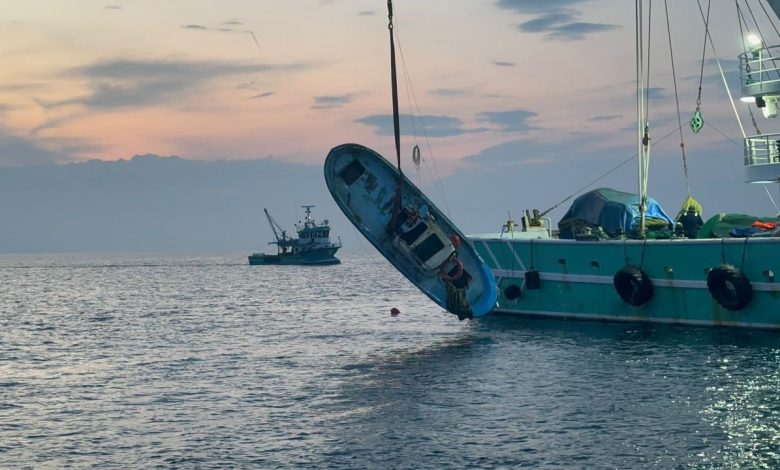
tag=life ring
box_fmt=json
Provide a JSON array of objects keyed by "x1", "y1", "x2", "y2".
[
  {"x1": 613, "y1": 265, "x2": 653, "y2": 306},
  {"x1": 707, "y1": 264, "x2": 753, "y2": 311},
  {"x1": 439, "y1": 255, "x2": 464, "y2": 283}
]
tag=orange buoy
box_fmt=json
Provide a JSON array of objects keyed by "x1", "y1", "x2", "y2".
[{"x1": 390, "y1": 307, "x2": 400, "y2": 316}]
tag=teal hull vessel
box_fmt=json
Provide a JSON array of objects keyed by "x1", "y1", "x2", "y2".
[
  {"x1": 249, "y1": 206, "x2": 341, "y2": 266},
  {"x1": 248, "y1": 247, "x2": 341, "y2": 265},
  {"x1": 471, "y1": 234, "x2": 780, "y2": 329}
]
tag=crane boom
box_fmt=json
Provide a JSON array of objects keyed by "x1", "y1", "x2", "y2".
[{"x1": 263, "y1": 208, "x2": 286, "y2": 244}]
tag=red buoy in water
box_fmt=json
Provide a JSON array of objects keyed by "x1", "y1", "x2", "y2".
[{"x1": 390, "y1": 307, "x2": 400, "y2": 316}]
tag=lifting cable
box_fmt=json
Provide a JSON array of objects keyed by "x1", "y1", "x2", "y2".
[
  {"x1": 392, "y1": 14, "x2": 452, "y2": 217},
  {"x1": 691, "y1": 0, "x2": 711, "y2": 134},
  {"x1": 664, "y1": 0, "x2": 692, "y2": 197}
]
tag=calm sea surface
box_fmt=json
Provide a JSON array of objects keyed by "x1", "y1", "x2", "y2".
[{"x1": 1, "y1": 251, "x2": 780, "y2": 469}]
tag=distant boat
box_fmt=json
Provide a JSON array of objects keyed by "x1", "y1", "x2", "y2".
[{"x1": 248, "y1": 205, "x2": 341, "y2": 265}]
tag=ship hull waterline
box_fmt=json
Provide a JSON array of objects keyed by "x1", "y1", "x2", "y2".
[{"x1": 248, "y1": 247, "x2": 341, "y2": 266}]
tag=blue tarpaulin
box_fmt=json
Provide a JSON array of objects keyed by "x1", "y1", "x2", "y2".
[{"x1": 558, "y1": 188, "x2": 675, "y2": 239}]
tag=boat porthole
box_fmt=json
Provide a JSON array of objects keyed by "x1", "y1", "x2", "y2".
[
  {"x1": 504, "y1": 284, "x2": 522, "y2": 301},
  {"x1": 707, "y1": 264, "x2": 753, "y2": 311}
]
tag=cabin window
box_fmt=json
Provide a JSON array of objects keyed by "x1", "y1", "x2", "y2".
[
  {"x1": 339, "y1": 159, "x2": 366, "y2": 185},
  {"x1": 412, "y1": 234, "x2": 446, "y2": 263},
  {"x1": 400, "y1": 222, "x2": 428, "y2": 245}
]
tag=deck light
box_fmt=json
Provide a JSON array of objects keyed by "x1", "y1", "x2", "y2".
[{"x1": 747, "y1": 33, "x2": 762, "y2": 48}]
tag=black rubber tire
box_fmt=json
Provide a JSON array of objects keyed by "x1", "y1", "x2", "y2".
[
  {"x1": 613, "y1": 265, "x2": 654, "y2": 307},
  {"x1": 504, "y1": 284, "x2": 522, "y2": 301},
  {"x1": 707, "y1": 264, "x2": 753, "y2": 311}
]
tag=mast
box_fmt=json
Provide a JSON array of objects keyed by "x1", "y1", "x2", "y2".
[
  {"x1": 387, "y1": 0, "x2": 404, "y2": 231},
  {"x1": 636, "y1": 0, "x2": 647, "y2": 236},
  {"x1": 301, "y1": 205, "x2": 315, "y2": 228}
]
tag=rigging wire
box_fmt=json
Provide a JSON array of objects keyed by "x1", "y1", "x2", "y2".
[
  {"x1": 744, "y1": 0, "x2": 767, "y2": 45},
  {"x1": 540, "y1": 124, "x2": 689, "y2": 217},
  {"x1": 391, "y1": 14, "x2": 452, "y2": 218},
  {"x1": 391, "y1": 14, "x2": 422, "y2": 188},
  {"x1": 701, "y1": 119, "x2": 745, "y2": 148},
  {"x1": 697, "y1": 0, "x2": 747, "y2": 138},
  {"x1": 744, "y1": 0, "x2": 780, "y2": 81},
  {"x1": 664, "y1": 0, "x2": 692, "y2": 198},
  {"x1": 735, "y1": 1, "x2": 763, "y2": 134},
  {"x1": 758, "y1": 0, "x2": 780, "y2": 40}
]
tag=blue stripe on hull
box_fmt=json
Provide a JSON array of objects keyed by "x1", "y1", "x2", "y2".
[{"x1": 472, "y1": 237, "x2": 780, "y2": 329}]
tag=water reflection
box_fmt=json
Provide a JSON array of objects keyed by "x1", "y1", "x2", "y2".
[{"x1": 324, "y1": 315, "x2": 780, "y2": 468}]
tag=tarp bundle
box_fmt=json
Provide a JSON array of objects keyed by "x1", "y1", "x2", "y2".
[
  {"x1": 698, "y1": 213, "x2": 780, "y2": 238},
  {"x1": 558, "y1": 187, "x2": 674, "y2": 239}
]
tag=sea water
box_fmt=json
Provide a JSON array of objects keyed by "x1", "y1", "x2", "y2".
[{"x1": 1, "y1": 252, "x2": 780, "y2": 469}]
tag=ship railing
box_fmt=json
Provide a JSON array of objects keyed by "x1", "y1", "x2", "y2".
[
  {"x1": 739, "y1": 45, "x2": 780, "y2": 95},
  {"x1": 744, "y1": 133, "x2": 780, "y2": 166}
]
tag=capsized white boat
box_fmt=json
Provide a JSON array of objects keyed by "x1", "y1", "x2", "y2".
[{"x1": 324, "y1": 143, "x2": 497, "y2": 320}]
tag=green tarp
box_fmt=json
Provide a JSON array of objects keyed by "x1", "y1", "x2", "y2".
[{"x1": 698, "y1": 213, "x2": 780, "y2": 238}]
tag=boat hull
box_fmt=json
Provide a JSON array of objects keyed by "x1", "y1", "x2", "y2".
[
  {"x1": 248, "y1": 247, "x2": 341, "y2": 265},
  {"x1": 324, "y1": 143, "x2": 497, "y2": 318},
  {"x1": 471, "y1": 236, "x2": 780, "y2": 329}
]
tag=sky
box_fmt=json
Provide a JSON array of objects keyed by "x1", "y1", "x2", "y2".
[{"x1": 2, "y1": 0, "x2": 780, "y2": 252}]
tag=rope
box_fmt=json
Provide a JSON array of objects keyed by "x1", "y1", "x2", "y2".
[
  {"x1": 740, "y1": 237, "x2": 749, "y2": 270},
  {"x1": 701, "y1": 119, "x2": 744, "y2": 148},
  {"x1": 644, "y1": 0, "x2": 653, "y2": 125},
  {"x1": 759, "y1": 0, "x2": 780, "y2": 41},
  {"x1": 391, "y1": 14, "x2": 451, "y2": 218},
  {"x1": 736, "y1": 1, "x2": 748, "y2": 56},
  {"x1": 539, "y1": 124, "x2": 686, "y2": 217},
  {"x1": 736, "y1": 2, "x2": 762, "y2": 136},
  {"x1": 664, "y1": 0, "x2": 691, "y2": 198},
  {"x1": 636, "y1": 0, "x2": 647, "y2": 235},
  {"x1": 748, "y1": 105, "x2": 762, "y2": 135}
]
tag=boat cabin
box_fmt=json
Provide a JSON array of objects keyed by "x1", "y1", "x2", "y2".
[{"x1": 394, "y1": 216, "x2": 454, "y2": 272}]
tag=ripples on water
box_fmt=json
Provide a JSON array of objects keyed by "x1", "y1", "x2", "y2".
[{"x1": 1, "y1": 252, "x2": 780, "y2": 468}]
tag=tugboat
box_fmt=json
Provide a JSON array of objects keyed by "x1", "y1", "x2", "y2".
[{"x1": 248, "y1": 205, "x2": 341, "y2": 265}]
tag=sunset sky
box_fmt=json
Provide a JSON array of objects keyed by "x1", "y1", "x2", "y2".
[{"x1": 2, "y1": 1, "x2": 780, "y2": 223}]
